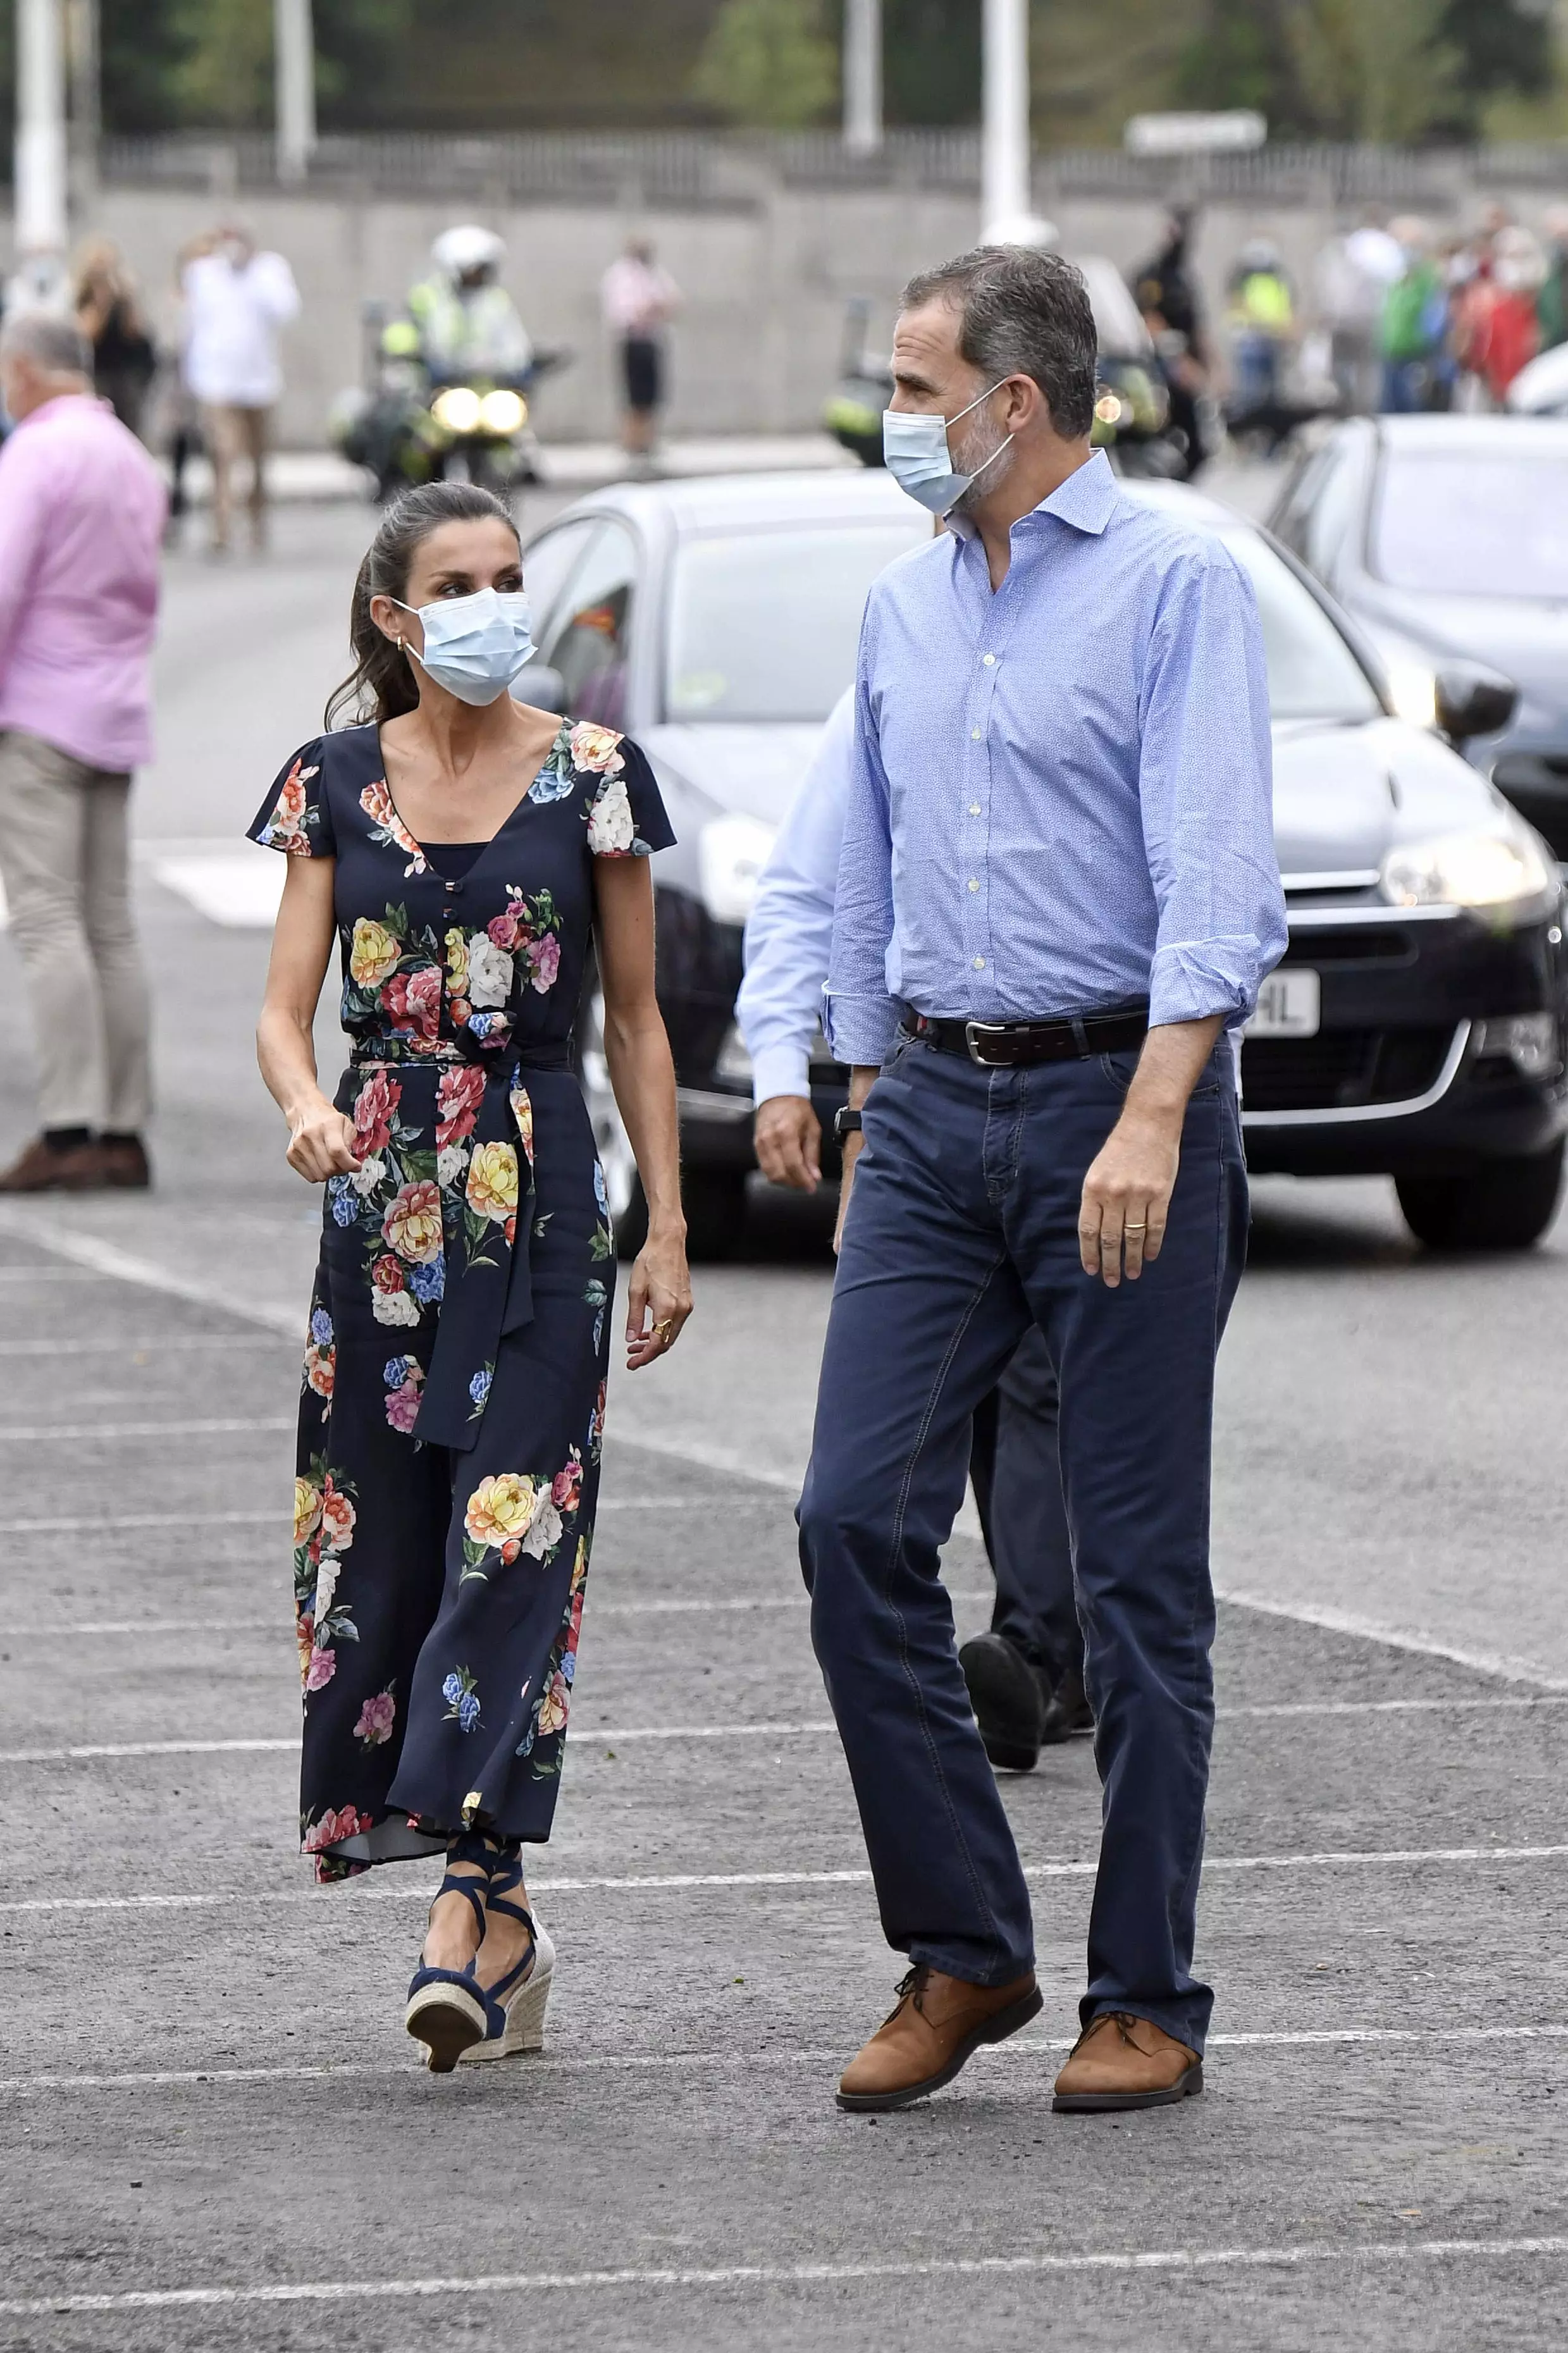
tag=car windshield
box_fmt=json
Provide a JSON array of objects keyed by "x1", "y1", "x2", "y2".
[
  {"x1": 1371, "y1": 452, "x2": 1568, "y2": 598},
  {"x1": 1218, "y1": 528, "x2": 1383, "y2": 723},
  {"x1": 665, "y1": 520, "x2": 928, "y2": 722}
]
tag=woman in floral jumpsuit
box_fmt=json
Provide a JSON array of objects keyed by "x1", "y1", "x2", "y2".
[{"x1": 252, "y1": 481, "x2": 689, "y2": 2070}]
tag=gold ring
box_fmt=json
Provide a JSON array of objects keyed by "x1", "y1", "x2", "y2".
[
  {"x1": 1124, "y1": 1222, "x2": 1147, "y2": 1233},
  {"x1": 654, "y1": 1317, "x2": 675, "y2": 1342}
]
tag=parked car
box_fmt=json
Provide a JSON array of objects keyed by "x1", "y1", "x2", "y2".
[
  {"x1": 1269, "y1": 414, "x2": 1568, "y2": 858},
  {"x1": 519, "y1": 469, "x2": 1567, "y2": 1257}
]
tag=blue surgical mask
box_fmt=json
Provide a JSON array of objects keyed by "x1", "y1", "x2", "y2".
[
  {"x1": 881, "y1": 382, "x2": 1011, "y2": 516},
  {"x1": 395, "y1": 586, "x2": 536, "y2": 706}
]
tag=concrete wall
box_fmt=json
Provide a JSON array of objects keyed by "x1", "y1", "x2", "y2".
[{"x1": 8, "y1": 169, "x2": 1566, "y2": 447}]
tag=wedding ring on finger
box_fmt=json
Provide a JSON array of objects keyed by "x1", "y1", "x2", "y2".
[{"x1": 653, "y1": 1316, "x2": 676, "y2": 1343}]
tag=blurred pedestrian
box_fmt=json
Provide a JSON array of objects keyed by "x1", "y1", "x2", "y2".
[
  {"x1": 1378, "y1": 218, "x2": 1447, "y2": 414},
  {"x1": 1314, "y1": 211, "x2": 1402, "y2": 412},
  {"x1": 0, "y1": 312, "x2": 164, "y2": 1193},
  {"x1": 737, "y1": 690, "x2": 1090, "y2": 1775},
  {"x1": 71, "y1": 239, "x2": 156, "y2": 438},
  {"x1": 1225, "y1": 238, "x2": 1293, "y2": 412},
  {"x1": 798, "y1": 244, "x2": 1282, "y2": 2117},
  {"x1": 163, "y1": 231, "x2": 217, "y2": 536},
  {"x1": 1453, "y1": 221, "x2": 1544, "y2": 409},
  {"x1": 182, "y1": 224, "x2": 299, "y2": 553},
  {"x1": 601, "y1": 237, "x2": 680, "y2": 474},
  {"x1": 249, "y1": 479, "x2": 689, "y2": 2066},
  {"x1": 1538, "y1": 207, "x2": 1568, "y2": 354},
  {"x1": 1130, "y1": 208, "x2": 1214, "y2": 478}
]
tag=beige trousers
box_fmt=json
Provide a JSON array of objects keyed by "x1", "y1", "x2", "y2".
[
  {"x1": 201, "y1": 400, "x2": 271, "y2": 548},
  {"x1": 0, "y1": 731, "x2": 152, "y2": 1132}
]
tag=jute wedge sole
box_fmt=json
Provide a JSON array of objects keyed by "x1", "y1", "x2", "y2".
[
  {"x1": 457, "y1": 1940, "x2": 555, "y2": 2065},
  {"x1": 404, "y1": 1978, "x2": 487, "y2": 2073},
  {"x1": 836, "y1": 1980, "x2": 1044, "y2": 2113},
  {"x1": 1052, "y1": 2058, "x2": 1204, "y2": 2113}
]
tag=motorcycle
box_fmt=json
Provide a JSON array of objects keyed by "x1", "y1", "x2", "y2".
[{"x1": 331, "y1": 302, "x2": 573, "y2": 500}]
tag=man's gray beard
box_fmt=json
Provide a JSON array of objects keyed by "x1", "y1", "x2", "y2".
[{"x1": 947, "y1": 413, "x2": 1015, "y2": 521}]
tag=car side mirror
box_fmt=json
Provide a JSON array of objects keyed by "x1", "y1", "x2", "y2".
[
  {"x1": 512, "y1": 661, "x2": 566, "y2": 715},
  {"x1": 1434, "y1": 660, "x2": 1517, "y2": 747}
]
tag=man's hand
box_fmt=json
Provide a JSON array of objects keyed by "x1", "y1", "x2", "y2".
[
  {"x1": 1078, "y1": 1016, "x2": 1225, "y2": 1286},
  {"x1": 754, "y1": 1094, "x2": 822, "y2": 1192}
]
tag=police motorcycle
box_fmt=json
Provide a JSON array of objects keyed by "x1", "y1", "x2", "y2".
[
  {"x1": 824, "y1": 249, "x2": 1179, "y2": 478},
  {"x1": 332, "y1": 225, "x2": 571, "y2": 499}
]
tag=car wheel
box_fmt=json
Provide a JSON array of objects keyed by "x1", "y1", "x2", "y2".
[
  {"x1": 579, "y1": 988, "x2": 646, "y2": 1259},
  {"x1": 1395, "y1": 1139, "x2": 1565, "y2": 1252}
]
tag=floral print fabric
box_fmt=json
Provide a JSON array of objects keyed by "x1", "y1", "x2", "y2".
[{"x1": 249, "y1": 719, "x2": 671, "y2": 1879}]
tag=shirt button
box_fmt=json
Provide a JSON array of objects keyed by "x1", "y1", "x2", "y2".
[
  {"x1": 970, "y1": 727, "x2": 982, "y2": 740},
  {"x1": 968, "y1": 802, "x2": 981, "y2": 816},
  {"x1": 982, "y1": 653, "x2": 996, "y2": 667},
  {"x1": 967, "y1": 878, "x2": 979, "y2": 892},
  {"x1": 973, "y1": 956, "x2": 985, "y2": 970}
]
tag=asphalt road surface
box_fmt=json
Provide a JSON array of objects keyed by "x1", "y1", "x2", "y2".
[{"x1": 1, "y1": 490, "x2": 1566, "y2": 2350}]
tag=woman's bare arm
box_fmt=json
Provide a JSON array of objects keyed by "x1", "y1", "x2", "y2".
[
  {"x1": 593, "y1": 856, "x2": 691, "y2": 1369},
  {"x1": 256, "y1": 856, "x2": 361, "y2": 1184}
]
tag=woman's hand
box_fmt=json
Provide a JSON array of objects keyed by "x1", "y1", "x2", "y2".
[
  {"x1": 624, "y1": 1221, "x2": 693, "y2": 1370},
  {"x1": 287, "y1": 1096, "x2": 362, "y2": 1185}
]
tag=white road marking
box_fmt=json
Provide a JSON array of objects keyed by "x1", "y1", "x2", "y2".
[
  {"x1": 4, "y1": 1843, "x2": 1567, "y2": 1918},
  {"x1": 0, "y1": 1334, "x2": 294, "y2": 1358},
  {"x1": 5, "y1": 2021, "x2": 1567, "y2": 2097},
  {"x1": 0, "y1": 1417, "x2": 294, "y2": 1443},
  {"x1": 150, "y1": 849, "x2": 285, "y2": 929},
  {"x1": 0, "y1": 1499, "x2": 688, "y2": 1545},
  {"x1": 0, "y1": 1213, "x2": 301, "y2": 1338},
  {"x1": 6, "y1": 2237, "x2": 1568, "y2": 2316},
  {"x1": 1214, "y1": 1580, "x2": 1568, "y2": 1696},
  {"x1": 0, "y1": 1510, "x2": 284, "y2": 1537}
]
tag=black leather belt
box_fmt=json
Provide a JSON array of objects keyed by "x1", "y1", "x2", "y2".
[{"x1": 903, "y1": 1005, "x2": 1149, "y2": 1068}]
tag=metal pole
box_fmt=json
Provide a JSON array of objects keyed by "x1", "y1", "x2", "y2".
[
  {"x1": 843, "y1": 0, "x2": 882, "y2": 157},
  {"x1": 14, "y1": 0, "x2": 70, "y2": 303},
  {"x1": 275, "y1": 0, "x2": 317, "y2": 185},
  {"x1": 981, "y1": 0, "x2": 1031, "y2": 237},
  {"x1": 66, "y1": 0, "x2": 101, "y2": 233}
]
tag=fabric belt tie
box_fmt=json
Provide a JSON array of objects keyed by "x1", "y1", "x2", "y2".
[
  {"x1": 901, "y1": 1004, "x2": 1150, "y2": 1068},
  {"x1": 349, "y1": 1038, "x2": 573, "y2": 1454}
]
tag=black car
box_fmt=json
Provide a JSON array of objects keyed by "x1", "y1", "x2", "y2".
[
  {"x1": 519, "y1": 471, "x2": 1568, "y2": 1257},
  {"x1": 1269, "y1": 413, "x2": 1568, "y2": 857}
]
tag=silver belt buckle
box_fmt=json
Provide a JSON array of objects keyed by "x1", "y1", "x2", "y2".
[{"x1": 964, "y1": 1020, "x2": 1011, "y2": 1066}]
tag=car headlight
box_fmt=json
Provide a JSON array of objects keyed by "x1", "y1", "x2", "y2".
[
  {"x1": 698, "y1": 814, "x2": 776, "y2": 926},
  {"x1": 1380, "y1": 828, "x2": 1555, "y2": 910},
  {"x1": 479, "y1": 388, "x2": 526, "y2": 434},
  {"x1": 431, "y1": 385, "x2": 482, "y2": 433}
]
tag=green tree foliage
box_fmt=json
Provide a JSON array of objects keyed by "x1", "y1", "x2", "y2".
[
  {"x1": 1288, "y1": 0, "x2": 1460, "y2": 143},
  {"x1": 1032, "y1": 0, "x2": 1209, "y2": 147},
  {"x1": 691, "y1": 0, "x2": 839, "y2": 127}
]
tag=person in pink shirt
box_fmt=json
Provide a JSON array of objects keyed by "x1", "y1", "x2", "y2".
[{"x1": 0, "y1": 310, "x2": 166, "y2": 1191}]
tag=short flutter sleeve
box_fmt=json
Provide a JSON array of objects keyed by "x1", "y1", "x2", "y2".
[
  {"x1": 579, "y1": 729, "x2": 675, "y2": 860},
  {"x1": 247, "y1": 738, "x2": 336, "y2": 858}
]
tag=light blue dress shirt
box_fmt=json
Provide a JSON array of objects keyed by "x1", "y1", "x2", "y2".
[
  {"x1": 825, "y1": 450, "x2": 1288, "y2": 1068},
  {"x1": 737, "y1": 688, "x2": 855, "y2": 1104}
]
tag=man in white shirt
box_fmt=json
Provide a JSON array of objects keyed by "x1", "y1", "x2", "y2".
[
  {"x1": 182, "y1": 226, "x2": 300, "y2": 552},
  {"x1": 738, "y1": 693, "x2": 1090, "y2": 1774}
]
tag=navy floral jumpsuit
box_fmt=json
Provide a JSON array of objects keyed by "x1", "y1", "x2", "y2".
[{"x1": 248, "y1": 718, "x2": 673, "y2": 1882}]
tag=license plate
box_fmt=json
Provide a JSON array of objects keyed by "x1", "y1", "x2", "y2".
[{"x1": 1247, "y1": 970, "x2": 1320, "y2": 1039}]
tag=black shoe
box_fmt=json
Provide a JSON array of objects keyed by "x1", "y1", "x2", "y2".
[
  {"x1": 958, "y1": 1632, "x2": 1044, "y2": 1773},
  {"x1": 1039, "y1": 1666, "x2": 1095, "y2": 1745}
]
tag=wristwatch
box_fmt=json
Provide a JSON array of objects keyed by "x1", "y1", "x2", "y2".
[{"x1": 833, "y1": 1106, "x2": 863, "y2": 1143}]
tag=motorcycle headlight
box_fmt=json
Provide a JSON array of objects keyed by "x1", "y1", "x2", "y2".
[
  {"x1": 698, "y1": 814, "x2": 776, "y2": 927},
  {"x1": 431, "y1": 385, "x2": 481, "y2": 433},
  {"x1": 1380, "y1": 828, "x2": 1555, "y2": 910},
  {"x1": 479, "y1": 388, "x2": 526, "y2": 434}
]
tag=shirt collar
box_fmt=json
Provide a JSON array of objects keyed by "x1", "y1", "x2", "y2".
[
  {"x1": 9, "y1": 392, "x2": 103, "y2": 435},
  {"x1": 946, "y1": 447, "x2": 1120, "y2": 543}
]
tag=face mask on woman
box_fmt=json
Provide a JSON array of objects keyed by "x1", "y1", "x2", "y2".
[
  {"x1": 394, "y1": 586, "x2": 536, "y2": 706},
  {"x1": 881, "y1": 382, "x2": 1012, "y2": 517}
]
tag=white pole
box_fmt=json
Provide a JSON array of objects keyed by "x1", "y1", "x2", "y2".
[
  {"x1": 15, "y1": 0, "x2": 70, "y2": 302},
  {"x1": 981, "y1": 0, "x2": 1031, "y2": 238},
  {"x1": 843, "y1": 0, "x2": 883, "y2": 156},
  {"x1": 275, "y1": 0, "x2": 316, "y2": 185}
]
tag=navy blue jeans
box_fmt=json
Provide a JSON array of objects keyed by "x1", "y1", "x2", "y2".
[
  {"x1": 969, "y1": 1325, "x2": 1080, "y2": 1687},
  {"x1": 798, "y1": 1034, "x2": 1248, "y2": 2053}
]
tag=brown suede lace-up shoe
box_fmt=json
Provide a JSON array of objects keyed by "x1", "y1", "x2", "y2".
[
  {"x1": 1051, "y1": 2010, "x2": 1202, "y2": 2113},
  {"x1": 836, "y1": 1965, "x2": 1042, "y2": 2113},
  {"x1": 0, "y1": 1135, "x2": 106, "y2": 1193}
]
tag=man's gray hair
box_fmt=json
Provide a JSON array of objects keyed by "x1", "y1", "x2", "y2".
[
  {"x1": 901, "y1": 245, "x2": 1097, "y2": 441},
  {"x1": 0, "y1": 309, "x2": 93, "y2": 378}
]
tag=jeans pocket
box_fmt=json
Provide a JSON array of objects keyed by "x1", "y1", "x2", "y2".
[{"x1": 1098, "y1": 1044, "x2": 1224, "y2": 1100}]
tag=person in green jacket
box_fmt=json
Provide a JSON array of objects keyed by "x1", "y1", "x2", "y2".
[{"x1": 1380, "y1": 218, "x2": 1445, "y2": 413}]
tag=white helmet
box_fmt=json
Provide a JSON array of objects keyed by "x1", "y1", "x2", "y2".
[{"x1": 432, "y1": 225, "x2": 505, "y2": 286}]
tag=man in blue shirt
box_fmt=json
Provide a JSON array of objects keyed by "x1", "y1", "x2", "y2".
[
  {"x1": 739, "y1": 691, "x2": 1090, "y2": 1769},
  {"x1": 798, "y1": 245, "x2": 1285, "y2": 2117}
]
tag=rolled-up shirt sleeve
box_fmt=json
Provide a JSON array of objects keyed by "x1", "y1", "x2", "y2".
[
  {"x1": 823, "y1": 624, "x2": 901, "y2": 1067},
  {"x1": 1138, "y1": 545, "x2": 1287, "y2": 1029}
]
